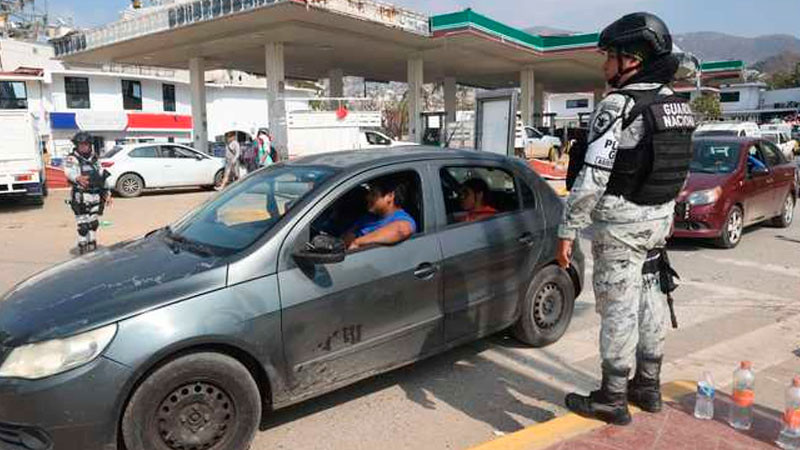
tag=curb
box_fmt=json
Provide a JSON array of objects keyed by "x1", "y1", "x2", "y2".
[{"x1": 471, "y1": 380, "x2": 696, "y2": 450}]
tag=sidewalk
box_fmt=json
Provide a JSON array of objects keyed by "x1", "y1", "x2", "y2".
[{"x1": 473, "y1": 381, "x2": 786, "y2": 450}]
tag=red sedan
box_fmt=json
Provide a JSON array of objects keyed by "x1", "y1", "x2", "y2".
[{"x1": 672, "y1": 136, "x2": 797, "y2": 248}]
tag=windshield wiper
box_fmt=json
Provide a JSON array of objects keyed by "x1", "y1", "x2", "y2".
[{"x1": 164, "y1": 226, "x2": 215, "y2": 257}]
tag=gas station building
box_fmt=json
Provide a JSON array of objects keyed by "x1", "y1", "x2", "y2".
[{"x1": 53, "y1": 0, "x2": 690, "y2": 156}]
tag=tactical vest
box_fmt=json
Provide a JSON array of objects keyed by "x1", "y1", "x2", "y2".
[
  {"x1": 604, "y1": 89, "x2": 695, "y2": 205},
  {"x1": 70, "y1": 151, "x2": 107, "y2": 195}
]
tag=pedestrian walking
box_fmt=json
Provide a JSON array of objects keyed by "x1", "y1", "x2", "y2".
[
  {"x1": 220, "y1": 131, "x2": 242, "y2": 188},
  {"x1": 63, "y1": 132, "x2": 113, "y2": 255},
  {"x1": 256, "y1": 128, "x2": 274, "y2": 168},
  {"x1": 556, "y1": 12, "x2": 696, "y2": 425}
]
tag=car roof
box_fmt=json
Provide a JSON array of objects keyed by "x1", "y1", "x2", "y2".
[
  {"x1": 692, "y1": 136, "x2": 757, "y2": 145},
  {"x1": 288, "y1": 146, "x2": 513, "y2": 170}
]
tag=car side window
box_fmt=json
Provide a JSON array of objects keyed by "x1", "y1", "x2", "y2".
[
  {"x1": 759, "y1": 142, "x2": 784, "y2": 166},
  {"x1": 366, "y1": 132, "x2": 391, "y2": 146},
  {"x1": 310, "y1": 170, "x2": 424, "y2": 251},
  {"x1": 440, "y1": 166, "x2": 519, "y2": 225},
  {"x1": 525, "y1": 128, "x2": 535, "y2": 139},
  {"x1": 128, "y1": 146, "x2": 159, "y2": 158},
  {"x1": 161, "y1": 145, "x2": 194, "y2": 158}
]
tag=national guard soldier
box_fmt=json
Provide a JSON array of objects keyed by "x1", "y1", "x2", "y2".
[
  {"x1": 556, "y1": 12, "x2": 695, "y2": 425},
  {"x1": 64, "y1": 132, "x2": 112, "y2": 255}
]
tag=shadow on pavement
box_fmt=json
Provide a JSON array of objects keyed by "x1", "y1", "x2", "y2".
[
  {"x1": 776, "y1": 234, "x2": 800, "y2": 245},
  {"x1": 667, "y1": 224, "x2": 767, "y2": 252},
  {"x1": 0, "y1": 197, "x2": 44, "y2": 213},
  {"x1": 260, "y1": 330, "x2": 599, "y2": 435}
]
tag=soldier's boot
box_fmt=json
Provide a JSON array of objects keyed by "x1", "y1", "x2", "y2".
[
  {"x1": 77, "y1": 242, "x2": 88, "y2": 255},
  {"x1": 565, "y1": 367, "x2": 632, "y2": 426},
  {"x1": 86, "y1": 241, "x2": 97, "y2": 253},
  {"x1": 628, "y1": 356, "x2": 663, "y2": 413}
]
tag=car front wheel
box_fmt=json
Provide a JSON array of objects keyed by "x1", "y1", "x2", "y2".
[
  {"x1": 716, "y1": 205, "x2": 743, "y2": 248},
  {"x1": 116, "y1": 173, "x2": 144, "y2": 198},
  {"x1": 771, "y1": 193, "x2": 795, "y2": 228},
  {"x1": 122, "y1": 352, "x2": 261, "y2": 450},
  {"x1": 513, "y1": 265, "x2": 576, "y2": 347}
]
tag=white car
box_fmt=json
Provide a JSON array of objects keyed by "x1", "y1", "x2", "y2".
[
  {"x1": 760, "y1": 130, "x2": 796, "y2": 160},
  {"x1": 515, "y1": 126, "x2": 562, "y2": 161},
  {"x1": 694, "y1": 121, "x2": 761, "y2": 138},
  {"x1": 100, "y1": 143, "x2": 226, "y2": 198},
  {"x1": 360, "y1": 130, "x2": 418, "y2": 149}
]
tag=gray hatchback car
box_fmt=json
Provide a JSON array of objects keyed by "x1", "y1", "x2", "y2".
[{"x1": 0, "y1": 147, "x2": 583, "y2": 450}]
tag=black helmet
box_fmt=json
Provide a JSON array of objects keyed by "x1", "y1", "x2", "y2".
[
  {"x1": 599, "y1": 12, "x2": 672, "y2": 62},
  {"x1": 72, "y1": 131, "x2": 92, "y2": 146}
]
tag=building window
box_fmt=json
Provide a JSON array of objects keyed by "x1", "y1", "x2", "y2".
[
  {"x1": 720, "y1": 92, "x2": 740, "y2": 103},
  {"x1": 122, "y1": 79, "x2": 143, "y2": 110},
  {"x1": 163, "y1": 83, "x2": 176, "y2": 112},
  {"x1": 566, "y1": 99, "x2": 589, "y2": 109},
  {"x1": 64, "y1": 77, "x2": 90, "y2": 109},
  {"x1": 0, "y1": 81, "x2": 28, "y2": 109}
]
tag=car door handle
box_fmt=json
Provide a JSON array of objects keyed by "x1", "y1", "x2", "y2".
[
  {"x1": 518, "y1": 233, "x2": 535, "y2": 246},
  {"x1": 413, "y1": 263, "x2": 438, "y2": 280}
]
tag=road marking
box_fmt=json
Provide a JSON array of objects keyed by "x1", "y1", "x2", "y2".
[
  {"x1": 470, "y1": 381, "x2": 695, "y2": 450},
  {"x1": 698, "y1": 254, "x2": 800, "y2": 279}
]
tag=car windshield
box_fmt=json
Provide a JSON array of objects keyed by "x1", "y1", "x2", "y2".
[
  {"x1": 694, "y1": 129, "x2": 739, "y2": 137},
  {"x1": 690, "y1": 141, "x2": 741, "y2": 174},
  {"x1": 170, "y1": 165, "x2": 336, "y2": 253}
]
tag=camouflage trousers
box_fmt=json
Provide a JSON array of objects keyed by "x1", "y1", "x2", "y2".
[{"x1": 592, "y1": 217, "x2": 672, "y2": 374}]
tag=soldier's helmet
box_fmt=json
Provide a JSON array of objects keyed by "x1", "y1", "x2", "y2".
[
  {"x1": 598, "y1": 12, "x2": 672, "y2": 64},
  {"x1": 71, "y1": 131, "x2": 92, "y2": 147}
]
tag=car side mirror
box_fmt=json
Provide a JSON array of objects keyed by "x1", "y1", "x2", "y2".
[
  {"x1": 292, "y1": 234, "x2": 346, "y2": 265},
  {"x1": 195, "y1": 154, "x2": 204, "y2": 160}
]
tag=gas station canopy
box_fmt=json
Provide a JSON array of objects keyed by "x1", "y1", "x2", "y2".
[{"x1": 54, "y1": 0, "x2": 607, "y2": 92}]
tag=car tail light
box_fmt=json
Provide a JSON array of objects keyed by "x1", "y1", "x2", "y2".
[
  {"x1": 14, "y1": 174, "x2": 32, "y2": 182},
  {"x1": 101, "y1": 161, "x2": 115, "y2": 168}
]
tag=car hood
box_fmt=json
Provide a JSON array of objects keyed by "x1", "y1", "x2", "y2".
[
  {"x1": 678, "y1": 172, "x2": 732, "y2": 201},
  {"x1": 0, "y1": 232, "x2": 228, "y2": 347}
]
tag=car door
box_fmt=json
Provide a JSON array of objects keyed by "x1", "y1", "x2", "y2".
[
  {"x1": 158, "y1": 145, "x2": 201, "y2": 186},
  {"x1": 742, "y1": 144, "x2": 774, "y2": 224},
  {"x1": 759, "y1": 140, "x2": 794, "y2": 214},
  {"x1": 125, "y1": 145, "x2": 166, "y2": 187},
  {"x1": 434, "y1": 161, "x2": 545, "y2": 343},
  {"x1": 277, "y1": 164, "x2": 444, "y2": 395}
]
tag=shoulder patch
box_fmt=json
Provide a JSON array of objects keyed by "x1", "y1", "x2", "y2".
[{"x1": 592, "y1": 110, "x2": 615, "y2": 135}]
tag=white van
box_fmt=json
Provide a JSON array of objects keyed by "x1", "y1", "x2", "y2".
[
  {"x1": 694, "y1": 121, "x2": 761, "y2": 138},
  {"x1": 0, "y1": 111, "x2": 45, "y2": 205}
]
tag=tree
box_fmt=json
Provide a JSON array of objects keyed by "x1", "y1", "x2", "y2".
[
  {"x1": 691, "y1": 94, "x2": 722, "y2": 121},
  {"x1": 766, "y1": 62, "x2": 800, "y2": 89}
]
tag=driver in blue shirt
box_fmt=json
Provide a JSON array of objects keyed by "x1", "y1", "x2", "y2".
[
  {"x1": 747, "y1": 154, "x2": 767, "y2": 171},
  {"x1": 344, "y1": 178, "x2": 417, "y2": 250}
]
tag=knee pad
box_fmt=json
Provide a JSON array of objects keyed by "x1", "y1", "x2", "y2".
[
  {"x1": 89, "y1": 220, "x2": 99, "y2": 231},
  {"x1": 78, "y1": 223, "x2": 90, "y2": 236}
]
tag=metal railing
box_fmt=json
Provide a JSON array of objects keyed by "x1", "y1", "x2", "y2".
[{"x1": 53, "y1": 0, "x2": 430, "y2": 58}]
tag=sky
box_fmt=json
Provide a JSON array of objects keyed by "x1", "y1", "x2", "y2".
[{"x1": 48, "y1": 0, "x2": 800, "y2": 38}]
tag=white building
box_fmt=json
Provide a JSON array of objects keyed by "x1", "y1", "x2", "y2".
[
  {"x1": 0, "y1": 38, "x2": 314, "y2": 159},
  {"x1": 719, "y1": 82, "x2": 800, "y2": 122},
  {"x1": 545, "y1": 92, "x2": 595, "y2": 128}
]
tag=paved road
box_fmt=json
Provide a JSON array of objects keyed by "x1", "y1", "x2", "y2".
[{"x1": 1, "y1": 188, "x2": 798, "y2": 449}]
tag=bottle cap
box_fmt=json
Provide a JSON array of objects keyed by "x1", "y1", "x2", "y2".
[
  {"x1": 741, "y1": 361, "x2": 752, "y2": 370},
  {"x1": 793, "y1": 376, "x2": 800, "y2": 387}
]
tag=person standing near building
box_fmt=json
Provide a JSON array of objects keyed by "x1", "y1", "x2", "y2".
[
  {"x1": 64, "y1": 132, "x2": 112, "y2": 255},
  {"x1": 257, "y1": 128, "x2": 274, "y2": 168},
  {"x1": 556, "y1": 12, "x2": 695, "y2": 425},
  {"x1": 220, "y1": 131, "x2": 241, "y2": 188}
]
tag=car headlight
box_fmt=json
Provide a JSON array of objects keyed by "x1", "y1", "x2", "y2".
[
  {"x1": 0, "y1": 323, "x2": 117, "y2": 380},
  {"x1": 687, "y1": 187, "x2": 722, "y2": 206}
]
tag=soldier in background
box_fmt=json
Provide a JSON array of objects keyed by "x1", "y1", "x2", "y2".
[{"x1": 64, "y1": 132, "x2": 112, "y2": 255}]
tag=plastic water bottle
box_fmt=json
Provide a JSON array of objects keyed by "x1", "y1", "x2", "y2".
[
  {"x1": 694, "y1": 371, "x2": 715, "y2": 419},
  {"x1": 776, "y1": 376, "x2": 800, "y2": 449},
  {"x1": 729, "y1": 361, "x2": 755, "y2": 430},
  {"x1": 99, "y1": 220, "x2": 113, "y2": 228}
]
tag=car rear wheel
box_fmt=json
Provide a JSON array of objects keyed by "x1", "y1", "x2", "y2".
[
  {"x1": 122, "y1": 352, "x2": 261, "y2": 450},
  {"x1": 770, "y1": 193, "x2": 795, "y2": 228},
  {"x1": 116, "y1": 173, "x2": 144, "y2": 198},
  {"x1": 716, "y1": 205, "x2": 743, "y2": 248},
  {"x1": 513, "y1": 265, "x2": 575, "y2": 347}
]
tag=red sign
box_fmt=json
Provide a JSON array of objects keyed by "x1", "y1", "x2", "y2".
[{"x1": 127, "y1": 113, "x2": 192, "y2": 131}]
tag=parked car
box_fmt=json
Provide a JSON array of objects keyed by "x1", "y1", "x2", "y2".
[
  {"x1": 515, "y1": 126, "x2": 563, "y2": 161},
  {"x1": 694, "y1": 121, "x2": 761, "y2": 138},
  {"x1": 101, "y1": 143, "x2": 226, "y2": 197},
  {"x1": 0, "y1": 147, "x2": 584, "y2": 450},
  {"x1": 672, "y1": 136, "x2": 797, "y2": 248},
  {"x1": 760, "y1": 129, "x2": 797, "y2": 159}
]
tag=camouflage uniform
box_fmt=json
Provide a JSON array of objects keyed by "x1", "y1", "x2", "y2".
[{"x1": 558, "y1": 82, "x2": 675, "y2": 377}]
